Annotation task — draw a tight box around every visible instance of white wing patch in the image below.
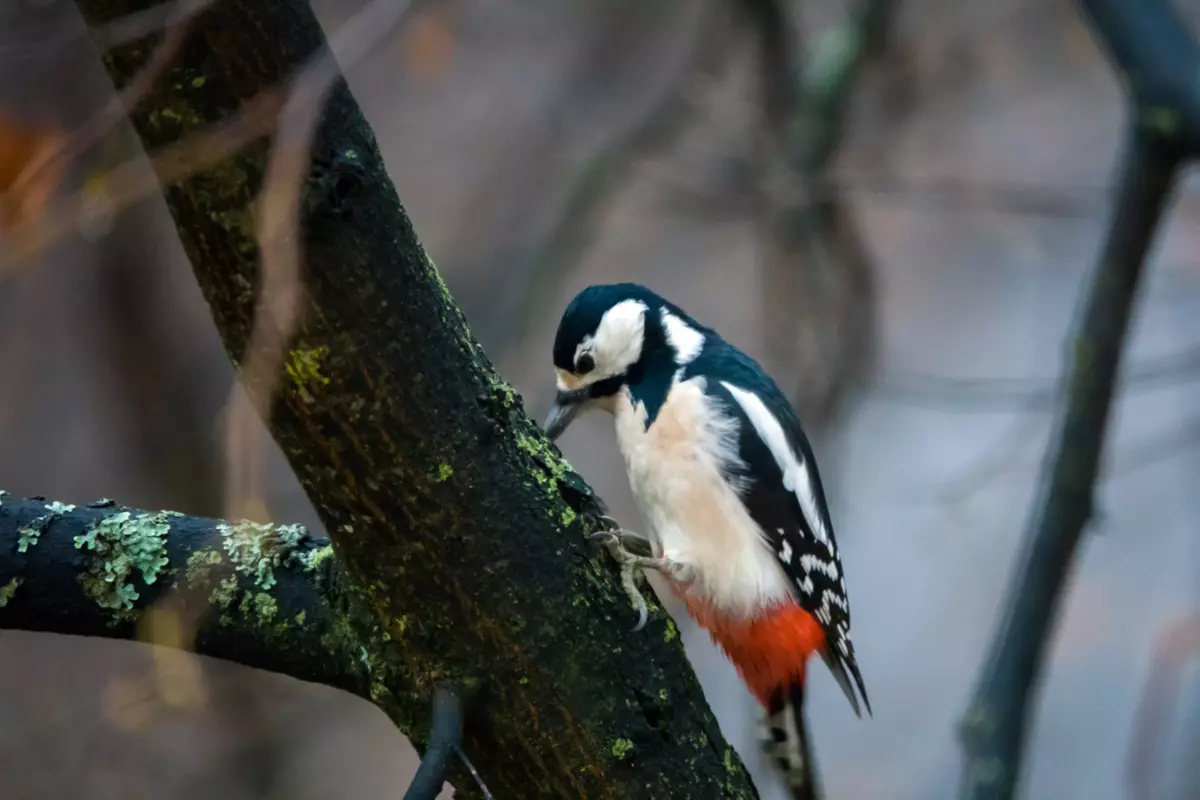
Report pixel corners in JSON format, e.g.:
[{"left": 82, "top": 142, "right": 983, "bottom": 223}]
[
  {"left": 777, "top": 530, "right": 793, "bottom": 563},
  {"left": 661, "top": 309, "right": 705, "bottom": 365},
  {"left": 720, "top": 382, "right": 830, "bottom": 545},
  {"left": 799, "top": 553, "right": 838, "bottom": 581}
]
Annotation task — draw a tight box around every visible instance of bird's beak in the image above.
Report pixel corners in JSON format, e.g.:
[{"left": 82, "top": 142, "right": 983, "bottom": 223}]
[{"left": 543, "top": 389, "right": 588, "bottom": 441}]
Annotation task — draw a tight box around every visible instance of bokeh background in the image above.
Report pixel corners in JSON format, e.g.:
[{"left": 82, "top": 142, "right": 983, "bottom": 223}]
[{"left": 2, "top": 0, "right": 1200, "bottom": 798}]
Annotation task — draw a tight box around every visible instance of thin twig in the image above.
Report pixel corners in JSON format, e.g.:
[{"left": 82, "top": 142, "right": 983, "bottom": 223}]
[
  {"left": 956, "top": 127, "right": 1182, "bottom": 800},
  {"left": 0, "top": 79, "right": 282, "bottom": 269},
  {"left": 871, "top": 343, "right": 1200, "bottom": 413},
  {"left": 0, "top": 0, "right": 211, "bottom": 62},
  {"left": 403, "top": 687, "right": 465, "bottom": 800},
  {"left": 1, "top": 0, "right": 211, "bottom": 275},
  {"left": 486, "top": 1, "right": 725, "bottom": 360},
  {"left": 454, "top": 744, "right": 496, "bottom": 800}
]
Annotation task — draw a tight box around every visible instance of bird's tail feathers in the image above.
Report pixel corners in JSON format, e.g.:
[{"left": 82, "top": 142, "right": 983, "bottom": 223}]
[{"left": 761, "top": 681, "right": 821, "bottom": 800}]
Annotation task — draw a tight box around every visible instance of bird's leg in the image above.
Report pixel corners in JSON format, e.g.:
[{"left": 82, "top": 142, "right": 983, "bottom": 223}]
[{"left": 589, "top": 515, "right": 676, "bottom": 632}]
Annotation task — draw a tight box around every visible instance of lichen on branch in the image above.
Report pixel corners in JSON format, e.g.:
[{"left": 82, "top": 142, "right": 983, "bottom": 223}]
[{"left": 0, "top": 490, "right": 391, "bottom": 713}]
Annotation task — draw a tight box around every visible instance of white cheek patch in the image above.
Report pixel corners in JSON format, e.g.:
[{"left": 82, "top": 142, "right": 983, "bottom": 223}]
[
  {"left": 661, "top": 309, "right": 705, "bottom": 365},
  {"left": 591, "top": 299, "right": 647, "bottom": 377},
  {"left": 720, "top": 382, "right": 831, "bottom": 546}
]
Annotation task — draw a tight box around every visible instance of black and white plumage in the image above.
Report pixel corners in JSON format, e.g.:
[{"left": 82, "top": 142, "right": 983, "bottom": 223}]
[{"left": 543, "top": 283, "right": 870, "bottom": 795}]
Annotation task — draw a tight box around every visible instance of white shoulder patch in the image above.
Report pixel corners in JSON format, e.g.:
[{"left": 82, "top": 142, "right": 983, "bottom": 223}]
[
  {"left": 660, "top": 309, "right": 705, "bottom": 365},
  {"left": 720, "top": 382, "right": 830, "bottom": 545}
]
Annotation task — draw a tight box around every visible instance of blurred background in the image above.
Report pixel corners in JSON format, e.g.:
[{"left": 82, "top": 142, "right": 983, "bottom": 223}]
[{"left": 2, "top": 0, "right": 1200, "bottom": 798}]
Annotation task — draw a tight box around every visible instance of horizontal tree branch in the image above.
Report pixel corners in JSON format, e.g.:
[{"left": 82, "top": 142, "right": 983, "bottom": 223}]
[{"left": 0, "top": 490, "right": 391, "bottom": 707}]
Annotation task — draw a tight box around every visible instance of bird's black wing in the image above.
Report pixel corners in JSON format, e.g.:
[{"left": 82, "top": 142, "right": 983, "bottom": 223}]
[{"left": 696, "top": 348, "right": 871, "bottom": 717}]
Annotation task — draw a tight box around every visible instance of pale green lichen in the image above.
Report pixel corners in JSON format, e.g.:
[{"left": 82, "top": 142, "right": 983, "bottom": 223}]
[
  {"left": 17, "top": 526, "right": 40, "bottom": 553},
  {"left": 74, "top": 511, "right": 172, "bottom": 613},
  {"left": 492, "top": 380, "right": 518, "bottom": 409},
  {"left": 517, "top": 429, "right": 586, "bottom": 535},
  {"left": 246, "top": 592, "right": 277, "bottom": 624},
  {"left": 219, "top": 520, "right": 310, "bottom": 590},
  {"left": 435, "top": 463, "right": 453, "bottom": 482},
  {"left": 516, "top": 430, "right": 575, "bottom": 480},
  {"left": 184, "top": 549, "right": 223, "bottom": 588},
  {"left": 17, "top": 501, "right": 77, "bottom": 553},
  {"left": 664, "top": 618, "right": 679, "bottom": 642},
  {"left": 286, "top": 346, "right": 331, "bottom": 394},
  {"left": 0, "top": 577, "right": 21, "bottom": 607},
  {"left": 277, "top": 523, "right": 308, "bottom": 548},
  {"left": 611, "top": 738, "right": 634, "bottom": 760},
  {"left": 292, "top": 543, "right": 333, "bottom": 573},
  {"left": 211, "top": 576, "right": 238, "bottom": 610}
]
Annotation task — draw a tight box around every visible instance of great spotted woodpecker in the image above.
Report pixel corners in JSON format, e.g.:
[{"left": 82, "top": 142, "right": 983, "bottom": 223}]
[{"left": 543, "top": 283, "right": 870, "bottom": 798}]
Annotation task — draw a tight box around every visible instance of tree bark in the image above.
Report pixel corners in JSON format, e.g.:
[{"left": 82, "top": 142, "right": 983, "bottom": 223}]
[
  {"left": 0, "top": 490, "right": 383, "bottom": 699},
  {"left": 65, "top": 1, "right": 759, "bottom": 797}
]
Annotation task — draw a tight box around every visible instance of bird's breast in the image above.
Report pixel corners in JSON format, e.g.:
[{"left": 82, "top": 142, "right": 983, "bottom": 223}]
[{"left": 611, "top": 379, "right": 794, "bottom": 618}]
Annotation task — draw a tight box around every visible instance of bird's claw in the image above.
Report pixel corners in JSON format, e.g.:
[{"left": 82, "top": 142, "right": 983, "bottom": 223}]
[{"left": 588, "top": 526, "right": 663, "bottom": 632}]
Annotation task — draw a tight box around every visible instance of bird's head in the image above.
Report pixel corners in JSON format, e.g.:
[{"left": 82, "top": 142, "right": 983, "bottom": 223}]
[{"left": 542, "top": 283, "right": 708, "bottom": 440}]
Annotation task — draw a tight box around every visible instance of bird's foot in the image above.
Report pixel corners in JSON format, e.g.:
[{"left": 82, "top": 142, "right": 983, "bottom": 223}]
[{"left": 589, "top": 523, "right": 670, "bottom": 632}]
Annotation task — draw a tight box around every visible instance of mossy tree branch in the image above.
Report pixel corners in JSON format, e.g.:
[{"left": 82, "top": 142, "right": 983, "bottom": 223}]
[
  {"left": 66, "top": 1, "right": 758, "bottom": 797},
  {"left": 0, "top": 490, "right": 386, "bottom": 703},
  {"left": 956, "top": 2, "right": 1198, "bottom": 797}
]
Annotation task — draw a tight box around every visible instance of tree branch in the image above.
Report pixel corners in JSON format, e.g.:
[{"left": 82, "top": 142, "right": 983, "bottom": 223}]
[
  {"left": 404, "top": 687, "right": 467, "bottom": 800},
  {"left": 66, "top": 0, "right": 758, "bottom": 796},
  {"left": 956, "top": 5, "right": 1200, "bottom": 797},
  {"left": 1078, "top": 0, "right": 1200, "bottom": 154},
  {"left": 956, "top": 128, "right": 1182, "bottom": 800},
  {"left": 0, "top": 490, "right": 384, "bottom": 702}
]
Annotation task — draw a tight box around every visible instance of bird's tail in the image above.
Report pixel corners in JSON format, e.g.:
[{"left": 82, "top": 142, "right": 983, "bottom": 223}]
[{"left": 761, "top": 681, "right": 822, "bottom": 800}]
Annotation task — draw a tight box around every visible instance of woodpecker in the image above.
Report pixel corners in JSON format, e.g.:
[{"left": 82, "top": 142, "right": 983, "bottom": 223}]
[{"left": 543, "top": 283, "right": 870, "bottom": 798}]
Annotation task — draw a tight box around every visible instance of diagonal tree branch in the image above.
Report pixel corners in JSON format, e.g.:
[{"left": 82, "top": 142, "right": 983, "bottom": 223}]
[
  {"left": 1079, "top": 0, "right": 1200, "bottom": 154},
  {"left": 957, "top": 125, "right": 1180, "bottom": 800},
  {"left": 62, "top": 0, "right": 759, "bottom": 797},
  {"left": 955, "top": 0, "right": 1195, "bottom": 790}
]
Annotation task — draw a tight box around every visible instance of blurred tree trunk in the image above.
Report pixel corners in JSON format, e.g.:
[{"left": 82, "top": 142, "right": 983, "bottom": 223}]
[{"left": 66, "top": 1, "right": 760, "bottom": 797}]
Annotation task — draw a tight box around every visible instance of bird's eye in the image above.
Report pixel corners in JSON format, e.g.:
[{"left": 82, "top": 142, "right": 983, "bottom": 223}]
[{"left": 576, "top": 353, "right": 595, "bottom": 374}]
